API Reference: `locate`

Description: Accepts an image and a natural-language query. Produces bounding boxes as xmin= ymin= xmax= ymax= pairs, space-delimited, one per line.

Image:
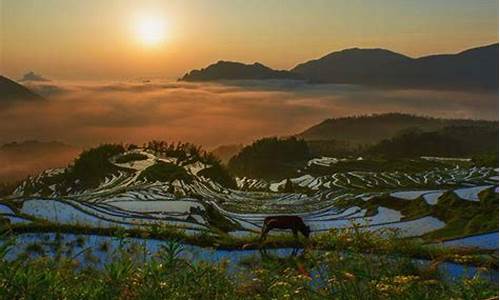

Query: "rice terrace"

xmin=0 ymin=0 xmax=499 ymax=299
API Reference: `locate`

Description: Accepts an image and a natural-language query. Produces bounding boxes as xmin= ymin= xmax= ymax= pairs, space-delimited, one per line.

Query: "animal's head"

xmin=302 ymin=224 xmax=311 ymax=238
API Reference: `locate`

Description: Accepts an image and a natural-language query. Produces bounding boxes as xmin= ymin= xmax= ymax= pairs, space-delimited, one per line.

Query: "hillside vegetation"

xmin=226 ymin=116 xmax=497 ymax=180
xmin=228 ymin=137 xmax=310 ymax=180
xmin=367 ymin=125 xmax=498 ymax=158
xmin=297 ymin=113 xmax=496 ymax=145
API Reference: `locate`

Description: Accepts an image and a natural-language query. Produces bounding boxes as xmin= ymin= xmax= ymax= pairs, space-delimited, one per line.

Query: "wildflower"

xmin=422 ymin=279 xmax=439 ymax=285
xmin=392 ymin=275 xmax=419 ymax=285
xmin=328 ymin=276 xmax=338 ymax=284
xmin=343 ymin=272 xmax=355 ymax=280
xmin=376 ymin=282 xmax=391 ymax=293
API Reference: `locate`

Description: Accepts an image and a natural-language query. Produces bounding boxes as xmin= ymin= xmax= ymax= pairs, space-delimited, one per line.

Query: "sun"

xmin=135 ymin=16 xmax=168 ymax=46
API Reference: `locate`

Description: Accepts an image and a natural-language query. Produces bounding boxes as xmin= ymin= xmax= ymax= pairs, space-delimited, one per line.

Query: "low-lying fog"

xmin=0 ymin=79 xmax=497 ymax=183
xmin=3 ymin=79 xmax=498 ymax=147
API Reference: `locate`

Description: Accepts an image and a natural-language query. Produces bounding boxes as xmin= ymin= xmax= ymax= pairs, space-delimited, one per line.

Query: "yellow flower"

xmin=422 ymin=279 xmax=439 ymax=285
xmin=343 ymin=272 xmax=355 ymax=280
xmin=392 ymin=275 xmax=419 ymax=285
xmin=328 ymin=276 xmax=338 ymax=284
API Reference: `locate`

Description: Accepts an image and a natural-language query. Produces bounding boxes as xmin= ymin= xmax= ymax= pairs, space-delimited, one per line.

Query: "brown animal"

xmin=260 ymin=215 xmax=311 ymax=242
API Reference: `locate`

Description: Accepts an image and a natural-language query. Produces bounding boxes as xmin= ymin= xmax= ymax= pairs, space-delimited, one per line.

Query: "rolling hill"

xmin=296 ymin=113 xmax=497 ymax=145
xmin=292 ymin=43 xmax=498 ymax=89
xmin=292 ymin=48 xmax=411 ymax=84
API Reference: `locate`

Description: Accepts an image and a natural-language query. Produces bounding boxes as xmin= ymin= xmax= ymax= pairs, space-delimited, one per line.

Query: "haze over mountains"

xmin=181 ymin=44 xmax=499 ymax=90
xmin=0 ymin=140 xmax=80 ymax=183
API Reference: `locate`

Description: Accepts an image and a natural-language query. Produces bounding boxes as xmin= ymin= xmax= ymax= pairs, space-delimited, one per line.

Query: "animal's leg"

xmin=260 ymin=225 xmax=271 ymax=243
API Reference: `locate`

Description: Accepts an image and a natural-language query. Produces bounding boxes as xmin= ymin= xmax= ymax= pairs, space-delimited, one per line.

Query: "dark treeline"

xmin=228 ymin=123 xmax=498 ymax=179
xmin=298 ymin=112 xmax=497 ymax=145
xmin=228 ymin=137 xmax=310 ymax=180
xmin=367 ymin=125 xmax=498 ymax=159
xmin=145 ymin=140 xmax=220 ymax=166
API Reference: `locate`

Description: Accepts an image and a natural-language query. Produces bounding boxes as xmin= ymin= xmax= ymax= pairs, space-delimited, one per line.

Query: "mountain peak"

xmin=291 ymin=44 xmax=498 ymax=89
xmin=180 ymin=61 xmax=301 ymax=81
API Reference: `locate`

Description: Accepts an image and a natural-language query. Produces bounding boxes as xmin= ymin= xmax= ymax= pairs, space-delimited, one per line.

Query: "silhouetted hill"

xmin=366 ymin=125 xmax=498 ymax=158
xmin=292 ymin=44 xmax=498 ymax=90
xmin=297 ymin=113 xmax=497 ymax=145
xmin=293 ymin=48 xmax=411 ymax=84
xmin=180 ymin=61 xmax=302 ymax=81
xmin=228 ymin=137 xmax=310 ymax=180
xmin=0 ymin=75 xmax=44 ymax=102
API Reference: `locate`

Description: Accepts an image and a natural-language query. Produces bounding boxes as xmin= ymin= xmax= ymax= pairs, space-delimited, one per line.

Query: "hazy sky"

xmin=1 ymin=0 xmax=498 ymax=80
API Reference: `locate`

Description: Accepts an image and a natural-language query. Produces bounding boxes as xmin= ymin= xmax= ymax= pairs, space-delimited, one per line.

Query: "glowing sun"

xmin=135 ymin=16 xmax=168 ymax=46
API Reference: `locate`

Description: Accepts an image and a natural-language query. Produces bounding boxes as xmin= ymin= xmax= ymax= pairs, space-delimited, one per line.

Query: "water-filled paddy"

xmin=3 ymin=232 xmax=497 ymax=282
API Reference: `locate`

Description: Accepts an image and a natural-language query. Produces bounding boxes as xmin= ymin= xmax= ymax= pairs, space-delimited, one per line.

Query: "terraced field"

xmin=1 ymin=149 xmax=498 ymax=240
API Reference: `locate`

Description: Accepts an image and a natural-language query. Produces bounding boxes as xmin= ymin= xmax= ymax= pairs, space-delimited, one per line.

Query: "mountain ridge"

xmin=180 ymin=43 xmax=498 ymax=90
xmin=296 ymin=113 xmax=498 ymax=145
xmin=180 ymin=60 xmax=302 ymax=81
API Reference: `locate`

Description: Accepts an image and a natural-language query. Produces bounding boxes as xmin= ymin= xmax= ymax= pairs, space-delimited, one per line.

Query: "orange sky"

xmin=1 ymin=0 xmax=498 ymax=80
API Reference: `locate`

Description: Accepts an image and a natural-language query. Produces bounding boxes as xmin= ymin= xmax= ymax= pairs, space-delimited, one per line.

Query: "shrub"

xmin=228 ymin=137 xmax=311 ymax=180
xmin=115 ymin=153 xmax=148 ymax=164
xmin=198 ymin=164 xmax=236 ymax=189
xmin=138 ymin=161 xmax=192 ymax=183
xmin=66 ymin=144 xmax=125 ymax=188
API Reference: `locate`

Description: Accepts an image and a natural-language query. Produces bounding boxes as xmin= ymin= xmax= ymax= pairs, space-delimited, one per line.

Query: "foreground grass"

xmin=0 ymin=231 xmax=497 ymax=300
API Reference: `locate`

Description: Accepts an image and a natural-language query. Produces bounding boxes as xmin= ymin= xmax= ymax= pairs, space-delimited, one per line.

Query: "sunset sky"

xmin=1 ymin=0 xmax=498 ymax=80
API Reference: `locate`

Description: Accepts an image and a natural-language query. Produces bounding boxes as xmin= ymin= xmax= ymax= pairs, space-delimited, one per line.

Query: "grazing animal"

xmin=260 ymin=215 xmax=311 ymax=242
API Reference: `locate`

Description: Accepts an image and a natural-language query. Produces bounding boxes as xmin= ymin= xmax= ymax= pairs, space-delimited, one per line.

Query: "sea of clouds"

xmin=2 ymin=79 xmax=497 ymax=148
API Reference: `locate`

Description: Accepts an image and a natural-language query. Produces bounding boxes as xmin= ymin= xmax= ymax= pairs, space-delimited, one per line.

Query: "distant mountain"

xmin=0 ymin=75 xmax=44 ymax=102
xmin=181 ymin=44 xmax=498 ymax=90
xmin=297 ymin=113 xmax=497 ymax=145
xmin=180 ymin=61 xmax=302 ymax=81
xmin=292 ymin=44 xmax=498 ymax=90
xmin=293 ymin=48 xmax=411 ymax=84
xmin=19 ymin=71 xmax=49 ymax=82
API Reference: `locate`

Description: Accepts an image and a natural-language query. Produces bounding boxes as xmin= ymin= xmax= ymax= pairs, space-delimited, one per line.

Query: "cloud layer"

xmin=2 ymin=80 xmax=497 ymax=148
